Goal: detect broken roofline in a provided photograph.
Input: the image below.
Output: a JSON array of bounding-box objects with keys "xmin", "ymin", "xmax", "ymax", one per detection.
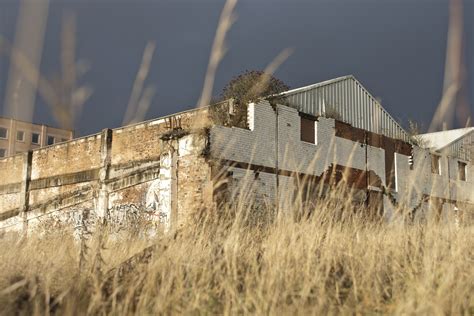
[
  {"xmin": 111, "ymin": 74, "xmax": 412, "ymax": 147},
  {"xmin": 63, "ymin": 75, "xmax": 408, "ymax": 142},
  {"xmin": 23, "ymin": 75, "xmax": 434, "ymax": 151},
  {"xmin": 276, "ymin": 75, "xmax": 410, "ymax": 142},
  {"xmin": 419, "ymin": 128, "xmax": 474, "ymax": 151}
]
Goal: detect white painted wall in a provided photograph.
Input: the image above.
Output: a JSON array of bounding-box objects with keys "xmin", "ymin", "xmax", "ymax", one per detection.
[{"xmin": 210, "ymin": 101, "xmax": 473, "ymax": 220}]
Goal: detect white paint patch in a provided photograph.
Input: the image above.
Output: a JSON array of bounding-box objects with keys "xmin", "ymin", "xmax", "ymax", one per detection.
[
  {"xmin": 145, "ymin": 153, "xmax": 172, "ymax": 228},
  {"xmin": 149, "ymin": 118, "xmax": 165, "ymax": 126},
  {"xmin": 179, "ymin": 135, "xmax": 195, "ymax": 157},
  {"xmin": 248, "ymin": 103, "xmax": 255, "ymax": 131}
]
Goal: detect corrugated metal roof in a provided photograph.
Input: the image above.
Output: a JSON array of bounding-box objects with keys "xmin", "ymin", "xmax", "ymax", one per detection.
[
  {"xmin": 444, "ymin": 132, "xmax": 473, "ymax": 161},
  {"xmin": 280, "ymin": 75, "xmax": 409, "ymax": 141},
  {"xmin": 419, "ymin": 127, "xmax": 474, "ymax": 150},
  {"xmin": 419, "ymin": 128, "xmax": 474, "ymax": 161}
]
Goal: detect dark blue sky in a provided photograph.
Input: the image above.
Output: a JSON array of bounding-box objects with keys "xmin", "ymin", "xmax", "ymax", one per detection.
[{"xmin": 1, "ymin": 0, "xmax": 473, "ymax": 136}]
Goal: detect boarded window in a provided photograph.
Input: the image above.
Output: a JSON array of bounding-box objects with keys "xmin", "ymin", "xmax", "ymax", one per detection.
[
  {"xmin": 458, "ymin": 161, "xmax": 467, "ymax": 181},
  {"xmin": 300, "ymin": 115, "xmax": 316, "ymax": 144},
  {"xmin": 431, "ymin": 154, "xmax": 441, "ymax": 175}
]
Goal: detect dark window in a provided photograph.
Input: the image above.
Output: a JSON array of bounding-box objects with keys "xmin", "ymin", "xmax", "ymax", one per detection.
[
  {"xmin": 300, "ymin": 116, "xmax": 316, "ymax": 144},
  {"xmin": 0, "ymin": 127, "xmax": 7, "ymax": 139},
  {"xmin": 385, "ymin": 138, "xmax": 396, "ymax": 190},
  {"xmin": 32, "ymin": 133, "xmax": 40, "ymax": 144},
  {"xmin": 0, "ymin": 148, "xmax": 6, "ymax": 157},
  {"xmin": 47, "ymin": 136, "xmax": 55, "ymax": 145},
  {"xmin": 16, "ymin": 130, "xmax": 25, "ymax": 141},
  {"xmin": 458, "ymin": 161, "xmax": 467, "ymax": 181},
  {"xmin": 431, "ymin": 154, "xmax": 441, "ymax": 175}
]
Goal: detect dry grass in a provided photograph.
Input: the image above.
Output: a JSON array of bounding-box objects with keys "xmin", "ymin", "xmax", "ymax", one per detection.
[
  {"xmin": 0, "ymin": 190, "xmax": 473, "ymax": 315},
  {"xmin": 1, "ymin": 1, "xmax": 472, "ymax": 315}
]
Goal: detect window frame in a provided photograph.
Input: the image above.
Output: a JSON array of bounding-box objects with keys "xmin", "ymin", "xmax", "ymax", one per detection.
[
  {"xmin": 0, "ymin": 148, "xmax": 7, "ymax": 158},
  {"xmin": 47, "ymin": 135, "xmax": 55, "ymax": 146},
  {"xmin": 16, "ymin": 130, "xmax": 25, "ymax": 142},
  {"xmin": 458, "ymin": 160, "xmax": 467, "ymax": 181},
  {"xmin": 0, "ymin": 127, "xmax": 8, "ymax": 139},
  {"xmin": 299, "ymin": 113, "xmax": 318, "ymax": 145},
  {"xmin": 31, "ymin": 132, "xmax": 41, "ymax": 145},
  {"xmin": 430, "ymin": 154, "xmax": 441, "ymax": 175}
]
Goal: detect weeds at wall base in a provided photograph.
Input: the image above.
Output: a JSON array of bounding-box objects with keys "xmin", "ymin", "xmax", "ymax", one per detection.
[{"xmin": 0, "ymin": 190, "xmax": 472, "ymax": 315}]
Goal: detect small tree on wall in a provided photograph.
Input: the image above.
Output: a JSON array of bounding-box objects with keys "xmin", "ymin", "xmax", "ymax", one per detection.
[
  {"xmin": 210, "ymin": 70, "xmax": 290, "ymax": 128},
  {"xmin": 220, "ymin": 70, "xmax": 290, "ymax": 105}
]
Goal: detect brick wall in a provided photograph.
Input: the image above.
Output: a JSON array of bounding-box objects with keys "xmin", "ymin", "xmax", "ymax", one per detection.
[
  {"xmin": 0, "ymin": 108, "xmax": 214, "ymax": 233},
  {"xmin": 210, "ymin": 101, "xmax": 474, "ymax": 220},
  {"xmin": 0, "ymin": 155, "xmax": 26, "ymax": 217},
  {"xmin": 1, "ymin": 101, "xmax": 473, "ymax": 232}
]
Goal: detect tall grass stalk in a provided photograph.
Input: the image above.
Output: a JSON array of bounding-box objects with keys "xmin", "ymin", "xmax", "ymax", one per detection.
[{"xmin": 0, "ymin": 188, "xmax": 472, "ymax": 314}]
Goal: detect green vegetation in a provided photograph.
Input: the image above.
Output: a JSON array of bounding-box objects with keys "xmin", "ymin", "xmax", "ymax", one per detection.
[{"xmin": 220, "ymin": 70, "xmax": 289, "ymax": 105}]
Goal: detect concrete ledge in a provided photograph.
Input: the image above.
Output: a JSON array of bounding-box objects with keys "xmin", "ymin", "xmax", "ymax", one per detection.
[
  {"xmin": 0, "ymin": 183, "xmax": 22, "ymax": 195},
  {"xmin": 0, "ymin": 208, "xmax": 20, "ymax": 221},
  {"xmin": 30, "ymin": 169, "xmax": 100, "ymax": 190}
]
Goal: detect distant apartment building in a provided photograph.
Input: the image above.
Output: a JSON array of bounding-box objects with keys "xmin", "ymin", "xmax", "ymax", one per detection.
[{"xmin": 0, "ymin": 116, "xmax": 74, "ymax": 158}]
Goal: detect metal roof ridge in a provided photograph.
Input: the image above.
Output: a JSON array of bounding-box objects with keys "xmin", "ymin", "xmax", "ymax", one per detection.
[
  {"xmin": 348, "ymin": 76, "xmax": 408, "ymax": 136},
  {"xmin": 418, "ymin": 127, "xmax": 474, "ymax": 137},
  {"xmin": 434, "ymin": 129, "xmax": 474, "ymax": 151},
  {"xmin": 280, "ymin": 75, "xmax": 354, "ymax": 96},
  {"xmin": 280, "ymin": 75, "xmax": 409, "ymax": 138}
]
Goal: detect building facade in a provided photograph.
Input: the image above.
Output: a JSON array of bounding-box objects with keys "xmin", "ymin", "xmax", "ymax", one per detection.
[
  {"xmin": 0, "ymin": 76, "xmax": 472, "ymax": 233},
  {"xmin": 420, "ymin": 127, "xmax": 474, "ymax": 162},
  {"xmin": 0, "ymin": 116, "xmax": 74, "ymax": 158}
]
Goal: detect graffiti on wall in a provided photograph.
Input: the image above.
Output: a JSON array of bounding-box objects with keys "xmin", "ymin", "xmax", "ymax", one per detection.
[{"xmin": 109, "ymin": 152, "xmax": 173, "ymax": 229}]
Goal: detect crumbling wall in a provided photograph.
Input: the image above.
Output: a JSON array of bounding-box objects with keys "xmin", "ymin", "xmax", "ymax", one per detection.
[
  {"xmin": 112, "ymin": 124, "xmax": 164, "ymax": 166},
  {"xmin": 108, "ymin": 112, "xmax": 212, "ymax": 228},
  {"xmin": 31, "ymin": 134, "xmax": 102, "ymax": 179},
  {"xmin": 0, "ymin": 154, "xmax": 26, "ymax": 216},
  {"xmin": 210, "ymin": 100, "xmax": 472, "ymax": 221},
  {"xmin": 210, "ymin": 101, "xmax": 389, "ymax": 212},
  {"xmin": 176, "ymin": 134, "xmax": 213, "ymax": 226},
  {"xmin": 28, "ymin": 134, "xmax": 102, "ymax": 208},
  {"xmin": 0, "ymin": 154, "xmax": 25, "ymax": 185},
  {"xmin": 110, "ymin": 108, "xmax": 208, "ymax": 166},
  {"xmin": 1, "ymin": 101, "xmax": 472, "ymax": 231},
  {"xmin": 276, "ymin": 105, "xmax": 334, "ymax": 176},
  {"xmin": 1, "ymin": 134, "xmax": 105, "ymax": 232},
  {"xmin": 0, "ymin": 108, "xmax": 215, "ymax": 233}
]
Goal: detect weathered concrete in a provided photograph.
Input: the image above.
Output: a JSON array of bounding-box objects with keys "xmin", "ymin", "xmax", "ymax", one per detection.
[
  {"xmin": 0, "ymin": 98, "xmax": 473, "ymax": 233},
  {"xmin": 0, "ymin": 108, "xmax": 212, "ymax": 232}
]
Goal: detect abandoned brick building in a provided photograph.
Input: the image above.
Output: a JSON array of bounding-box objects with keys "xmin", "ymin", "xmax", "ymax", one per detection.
[{"xmin": 0, "ymin": 75, "xmax": 473, "ymax": 232}]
